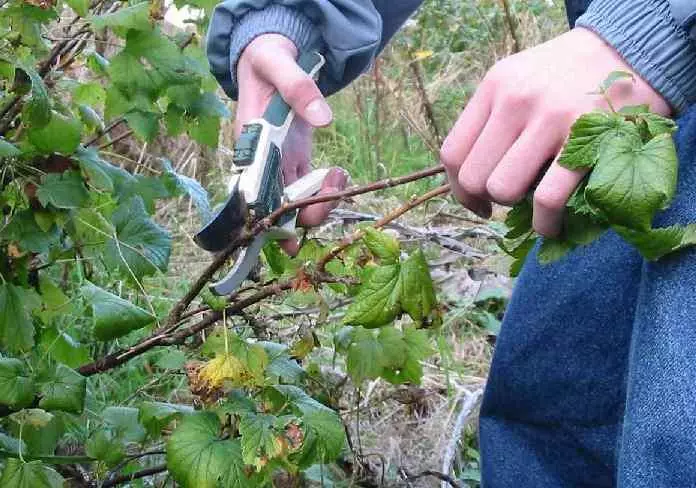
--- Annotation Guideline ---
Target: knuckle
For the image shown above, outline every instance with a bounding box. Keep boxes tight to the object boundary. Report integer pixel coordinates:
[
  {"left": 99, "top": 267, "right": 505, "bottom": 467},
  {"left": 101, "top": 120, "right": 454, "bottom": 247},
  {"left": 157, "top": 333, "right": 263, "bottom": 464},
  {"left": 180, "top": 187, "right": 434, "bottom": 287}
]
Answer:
[
  {"left": 533, "top": 187, "right": 566, "bottom": 211},
  {"left": 283, "top": 77, "right": 317, "bottom": 107},
  {"left": 498, "top": 89, "right": 533, "bottom": 112},
  {"left": 439, "top": 142, "right": 461, "bottom": 171},
  {"left": 458, "top": 173, "right": 487, "bottom": 199},
  {"left": 486, "top": 178, "right": 524, "bottom": 205},
  {"left": 539, "top": 104, "right": 575, "bottom": 127}
]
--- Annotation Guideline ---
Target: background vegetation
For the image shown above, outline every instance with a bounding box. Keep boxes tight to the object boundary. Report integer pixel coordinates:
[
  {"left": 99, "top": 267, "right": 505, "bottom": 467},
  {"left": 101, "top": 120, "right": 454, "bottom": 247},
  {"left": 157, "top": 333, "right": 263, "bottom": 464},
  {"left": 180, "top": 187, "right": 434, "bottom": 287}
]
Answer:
[{"left": 0, "top": 0, "right": 567, "bottom": 486}]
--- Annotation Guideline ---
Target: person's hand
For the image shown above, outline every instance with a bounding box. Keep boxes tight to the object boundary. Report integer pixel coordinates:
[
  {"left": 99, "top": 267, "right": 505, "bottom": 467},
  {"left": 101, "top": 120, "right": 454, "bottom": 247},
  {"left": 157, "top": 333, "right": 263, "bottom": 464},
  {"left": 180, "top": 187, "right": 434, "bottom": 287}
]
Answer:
[
  {"left": 440, "top": 27, "right": 672, "bottom": 237},
  {"left": 237, "top": 34, "right": 348, "bottom": 254}
]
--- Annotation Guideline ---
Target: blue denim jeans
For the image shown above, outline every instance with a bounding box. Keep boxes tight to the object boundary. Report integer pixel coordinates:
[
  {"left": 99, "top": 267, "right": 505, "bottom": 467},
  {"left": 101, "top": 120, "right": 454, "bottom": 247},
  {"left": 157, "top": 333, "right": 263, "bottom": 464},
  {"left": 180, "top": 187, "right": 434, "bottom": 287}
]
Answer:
[{"left": 478, "top": 91, "right": 696, "bottom": 486}]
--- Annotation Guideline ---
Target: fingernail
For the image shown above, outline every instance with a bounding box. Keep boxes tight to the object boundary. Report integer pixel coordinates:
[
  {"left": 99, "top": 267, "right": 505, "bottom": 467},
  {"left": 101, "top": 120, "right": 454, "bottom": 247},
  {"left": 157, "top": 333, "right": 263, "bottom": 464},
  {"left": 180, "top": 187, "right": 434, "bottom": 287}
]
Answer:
[{"left": 305, "top": 99, "right": 332, "bottom": 126}]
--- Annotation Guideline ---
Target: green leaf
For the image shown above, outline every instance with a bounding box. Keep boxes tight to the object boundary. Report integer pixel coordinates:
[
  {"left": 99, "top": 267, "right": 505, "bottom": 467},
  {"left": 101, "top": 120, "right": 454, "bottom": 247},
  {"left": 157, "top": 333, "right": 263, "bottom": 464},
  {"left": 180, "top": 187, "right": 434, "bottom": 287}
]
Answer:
[
  {"left": 507, "top": 235, "right": 536, "bottom": 278},
  {"left": 65, "top": 0, "right": 88, "bottom": 16},
  {"left": 343, "top": 265, "right": 401, "bottom": 328},
  {"left": 0, "top": 459, "right": 64, "bottom": 488},
  {"left": 346, "top": 328, "right": 384, "bottom": 383},
  {"left": 377, "top": 326, "right": 404, "bottom": 369},
  {"left": 74, "top": 146, "right": 114, "bottom": 191},
  {"left": 102, "top": 406, "right": 146, "bottom": 443},
  {"left": 537, "top": 238, "right": 574, "bottom": 264},
  {"left": 558, "top": 111, "right": 638, "bottom": 170},
  {"left": 82, "top": 282, "right": 155, "bottom": 341},
  {"left": 262, "top": 241, "right": 294, "bottom": 276},
  {"left": 614, "top": 224, "right": 696, "bottom": 261},
  {"left": 160, "top": 159, "right": 212, "bottom": 221},
  {"left": 91, "top": 2, "right": 151, "bottom": 32},
  {"left": 72, "top": 82, "right": 106, "bottom": 108},
  {"left": 77, "top": 104, "right": 104, "bottom": 132},
  {"left": 36, "top": 171, "right": 89, "bottom": 209},
  {"left": 638, "top": 112, "right": 677, "bottom": 138},
  {"left": 139, "top": 401, "right": 193, "bottom": 438},
  {"left": 187, "top": 92, "right": 230, "bottom": 118},
  {"left": 586, "top": 133, "right": 678, "bottom": 231},
  {"left": 504, "top": 199, "right": 532, "bottom": 239},
  {"left": 0, "top": 358, "right": 36, "bottom": 409},
  {"left": 27, "top": 111, "right": 82, "bottom": 154},
  {"left": 239, "top": 413, "right": 282, "bottom": 466},
  {"left": 85, "top": 430, "right": 125, "bottom": 466},
  {"left": 362, "top": 228, "right": 400, "bottom": 264},
  {"left": 272, "top": 385, "right": 345, "bottom": 462},
  {"left": 13, "top": 412, "right": 63, "bottom": 456},
  {"left": 564, "top": 211, "right": 607, "bottom": 246},
  {"left": 125, "top": 110, "right": 160, "bottom": 141},
  {"left": 188, "top": 114, "right": 220, "bottom": 147},
  {"left": 155, "top": 350, "right": 187, "bottom": 369},
  {"left": 261, "top": 341, "right": 306, "bottom": 382},
  {"left": 0, "top": 284, "right": 40, "bottom": 354},
  {"left": 17, "top": 63, "right": 50, "bottom": 128},
  {"left": 164, "top": 104, "right": 186, "bottom": 136},
  {"left": 108, "top": 51, "right": 161, "bottom": 100},
  {"left": 399, "top": 249, "right": 437, "bottom": 324},
  {"left": 104, "top": 196, "right": 172, "bottom": 279},
  {"left": 104, "top": 85, "right": 135, "bottom": 120},
  {"left": 0, "top": 433, "right": 26, "bottom": 454},
  {"left": 379, "top": 326, "right": 432, "bottom": 385},
  {"left": 37, "top": 276, "right": 73, "bottom": 325},
  {"left": 0, "top": 138, "right": 20, "bottom": 157},
  {"left": 599, "top": 70, "right": 634, "bottom": 92},
  {"left": 38, "top": 364, "right": 86, "bottom": 414},
  {"left": 618, "top": 104, "right": 650, "bottom": 115},
  {"left": 86, "top": 51, "right": 110, "bottom": 76},
  {"left": 166, "top": 412, "right": 256, "bottom": 488},
  {"left": 4, "top": 210, "right": 60, "bottom": 254},
  {"left": 39, "top": 329, "right": 90, "bottom": 368}
]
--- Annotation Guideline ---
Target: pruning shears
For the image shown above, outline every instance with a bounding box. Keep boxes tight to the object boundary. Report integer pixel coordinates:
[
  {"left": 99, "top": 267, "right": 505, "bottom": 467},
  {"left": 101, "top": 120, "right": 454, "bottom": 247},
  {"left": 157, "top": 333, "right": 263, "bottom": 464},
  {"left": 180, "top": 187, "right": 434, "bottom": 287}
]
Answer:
[{"left": 194, "top": 50, "right": 328, "bottom": 295}]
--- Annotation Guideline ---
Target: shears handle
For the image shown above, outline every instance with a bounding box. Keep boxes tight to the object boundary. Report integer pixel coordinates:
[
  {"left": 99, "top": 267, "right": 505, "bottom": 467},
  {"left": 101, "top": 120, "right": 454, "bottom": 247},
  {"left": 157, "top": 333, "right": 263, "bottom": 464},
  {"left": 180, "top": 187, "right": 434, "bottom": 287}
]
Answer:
[{"left": 194, "top": 51, "right": 325, "bottom": 253}]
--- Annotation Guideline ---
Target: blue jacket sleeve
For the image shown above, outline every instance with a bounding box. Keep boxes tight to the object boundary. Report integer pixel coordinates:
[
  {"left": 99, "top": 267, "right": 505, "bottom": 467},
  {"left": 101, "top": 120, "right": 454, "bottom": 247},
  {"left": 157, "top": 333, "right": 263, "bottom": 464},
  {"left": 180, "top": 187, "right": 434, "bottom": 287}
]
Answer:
[
  {"left": 576, "top": 0, "right": 696, "bottom": 112},
  {"left": 206, "top": 0, "right": 422, "bottom": 100}
]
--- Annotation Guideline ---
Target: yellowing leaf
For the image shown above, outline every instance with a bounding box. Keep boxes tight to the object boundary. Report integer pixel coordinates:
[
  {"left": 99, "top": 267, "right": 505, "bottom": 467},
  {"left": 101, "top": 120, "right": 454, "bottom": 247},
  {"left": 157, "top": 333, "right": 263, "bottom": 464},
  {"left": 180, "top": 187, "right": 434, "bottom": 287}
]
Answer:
[
  {"left": 199, "top": 354, "right": 244, "bottom": 388},
  {"left": 413, "top": 50, "right": 434, "bottom": 61}
]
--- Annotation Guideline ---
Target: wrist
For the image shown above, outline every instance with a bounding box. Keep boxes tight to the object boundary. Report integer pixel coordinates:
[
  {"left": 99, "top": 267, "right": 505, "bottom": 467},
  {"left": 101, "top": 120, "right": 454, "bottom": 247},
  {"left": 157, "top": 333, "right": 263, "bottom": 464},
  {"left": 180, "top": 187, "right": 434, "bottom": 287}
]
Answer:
[
  {"left": 573, "top": 27, "right": 672, "bottom": 117},
  {"left": 576, "top": 0, "right": 696, "bottom": 113}
]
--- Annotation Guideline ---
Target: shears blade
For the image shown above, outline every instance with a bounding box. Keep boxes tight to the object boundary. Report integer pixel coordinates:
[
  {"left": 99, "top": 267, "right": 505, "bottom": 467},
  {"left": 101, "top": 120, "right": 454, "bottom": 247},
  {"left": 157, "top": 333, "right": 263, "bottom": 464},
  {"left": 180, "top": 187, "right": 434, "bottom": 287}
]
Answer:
[{"left": 209, "top": 233, "right": 266, "bottom": 295}]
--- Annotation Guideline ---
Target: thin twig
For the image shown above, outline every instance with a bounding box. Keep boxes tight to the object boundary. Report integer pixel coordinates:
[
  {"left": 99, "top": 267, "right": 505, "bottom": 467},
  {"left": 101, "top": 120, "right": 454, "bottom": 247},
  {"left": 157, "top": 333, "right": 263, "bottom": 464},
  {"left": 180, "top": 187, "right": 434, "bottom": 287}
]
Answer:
[
  {"left": 100, "top": 464, "right": 168, "bottom": 487},
  {"left": 318, "top": 184, "right": 451, "bottom": 271},
  {"left": 410, "top": 56, "right": 442, "bottom": 145},
  {"left": 399, "top": 468, "right": 462, "bottom": 488},
  {"left": 85, "top": 117, "right": 125, "bottom": 146},
  {"left": 97, "top": 130, "right": 133, "bottom": 150},
  {"left": 500, "top": 0, "right": 522, "bottom": 53}
]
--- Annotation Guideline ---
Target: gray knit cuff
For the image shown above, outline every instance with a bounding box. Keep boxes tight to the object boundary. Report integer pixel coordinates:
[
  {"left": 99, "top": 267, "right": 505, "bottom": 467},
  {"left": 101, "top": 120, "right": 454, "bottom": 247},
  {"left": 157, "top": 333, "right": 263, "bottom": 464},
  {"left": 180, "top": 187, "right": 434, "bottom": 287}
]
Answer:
[
  {"left": 577, "top": 0, "right": 696, "bottom": 112},
  {"left": 228, "top": 4, "right": 318, "bottom": 100}
]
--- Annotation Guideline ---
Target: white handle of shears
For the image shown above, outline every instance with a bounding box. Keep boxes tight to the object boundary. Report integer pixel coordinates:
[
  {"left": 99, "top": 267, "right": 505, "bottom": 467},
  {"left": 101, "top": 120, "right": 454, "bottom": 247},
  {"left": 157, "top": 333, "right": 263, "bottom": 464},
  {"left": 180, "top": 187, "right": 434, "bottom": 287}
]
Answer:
[{"left": 264, "top": 168, "right": 332, "bottom": 239}]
